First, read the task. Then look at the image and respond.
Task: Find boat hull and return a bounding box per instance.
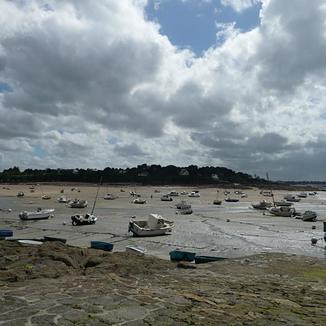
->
[194,256,228,264]
[90,241,114,251]
[169,250,196,262]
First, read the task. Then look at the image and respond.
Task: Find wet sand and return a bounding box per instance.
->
[1,184,326,259]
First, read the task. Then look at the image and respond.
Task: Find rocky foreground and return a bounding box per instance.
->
[0,241,325,325]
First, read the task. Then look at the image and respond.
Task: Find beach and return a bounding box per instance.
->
[1,184,326,259]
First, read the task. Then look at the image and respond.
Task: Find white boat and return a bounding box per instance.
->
[67,199,88,208]
[161,194,173,201]
[128,214,174,237]
[71,213,97,226]
[57,196,71,203]
[169,191,179,196]
[284,194,301,202]
[133,198,146,204]
[104,193,117,200]
[19,208,55,220]
[125,245,146,256]
[297,192,307,198]
[180,191,188,195]
[188,191,200,197]
[42,194,51,200]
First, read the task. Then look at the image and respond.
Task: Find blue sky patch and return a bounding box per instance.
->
[0,82,13,93]
[145,0,261,55]
[33,145,47,158]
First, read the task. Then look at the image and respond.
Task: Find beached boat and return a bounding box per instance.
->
[104,193,117,200]
[188,191,200,198]
[252,200,272,210]
[42,194,51,200]
[269,206,296,217]
[284,194,300,202]
[297,192,308,198]
[180,191,188,195]
[67,199,88,208]
[301,211,317,222]
[0,229,13,239]
[169,191,179,196]
[169,250,196,262]
[161,194,173,201]
[176,200,191,210]
[225,197,239,203]
[90,241,114,251]
[125,245,146,256]
[128,214,174,237]
[177,207,193,215]
[194,255,228,264]
[17,191,24,197]
[133,198,146,204]
[71,213,97,226]
[274,200,292,207]
[213,199,222,205]
[57,196,71,203]
[19,208,55,221]
[261,190,273,197]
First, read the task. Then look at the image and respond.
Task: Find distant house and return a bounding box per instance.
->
[179,169,189,176]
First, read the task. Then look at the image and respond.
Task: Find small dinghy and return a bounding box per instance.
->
[301,211,317,222]
[133,198,146,204]
[71,213,97,226]
[57,196,71,203]
[104,193,117,200]
[225,197,239,203]
[18,239,43,245]
[213,200,222,205]
[0,229,13,239]
[19,208,55,220]
[67,199,88,208]
[17,191,24,197]
[169,250,196,262]
[161,194,173,201]
[90,241,114,251]
[125,245,146,256]
[251,200,272,210]
[42,194,51,200]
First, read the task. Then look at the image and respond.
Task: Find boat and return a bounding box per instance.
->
[194,255,228,264]
[125,245,146,256]
[67,199,88,208]
[43,236,67,243]
[169,250,196,262]
[161,194,173,201]
[284,194,301,202]
[133,198,146,204]
[57,196,71,203]
[71,178,101,226]
[169,191,179,196]
[224,190,230,195]
[301,211,317,222]
[104,193,117,200]
[18,240,43,245]
[274,200,293,207]
[42,194,51,200]
[19,208,55,221]
[213,200,222,205]
[260,190,273,197]
[128,214,174,237]
[177,207,193,215]
[90,240,114,251]
[188,191,200,197]
[180,191,188,195]
[269,206,296,217]
[297,192,308,198]
[0,229,13,239]
[71,213,97,225]
[176,200,191,210]
[17,191,24,197]
[225,197,239,202]
[251,200,272,210]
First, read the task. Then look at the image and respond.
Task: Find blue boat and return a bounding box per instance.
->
[169,250,196,262]
[194,255,228,264]
[90,241,114,252]
[0,229,13,239]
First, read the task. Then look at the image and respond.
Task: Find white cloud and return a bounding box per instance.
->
[1,0,326,180]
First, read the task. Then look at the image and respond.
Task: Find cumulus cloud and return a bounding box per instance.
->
[0,0,326,180]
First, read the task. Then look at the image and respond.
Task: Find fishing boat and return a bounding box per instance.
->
[71,213,97,226]
[128,214,174,237]
[169,250,196,262]
[133,198,146,204]
[194,255,228,264]
[225,197,239,203]
[90,240,114,251]
[269,206,296,217]
[251,200,272,210]
[67,199,88,208]
[19,208,55,221]
[125,245,146,256]
[161,194,173,201]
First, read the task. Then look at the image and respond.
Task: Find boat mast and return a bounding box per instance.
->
[266,172,275,206]
[91,177,102,215]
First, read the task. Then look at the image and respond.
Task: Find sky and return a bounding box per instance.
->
[0,0,326,180]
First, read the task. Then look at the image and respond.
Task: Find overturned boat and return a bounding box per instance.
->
[128,214,174,237]
[19,208,55,221]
